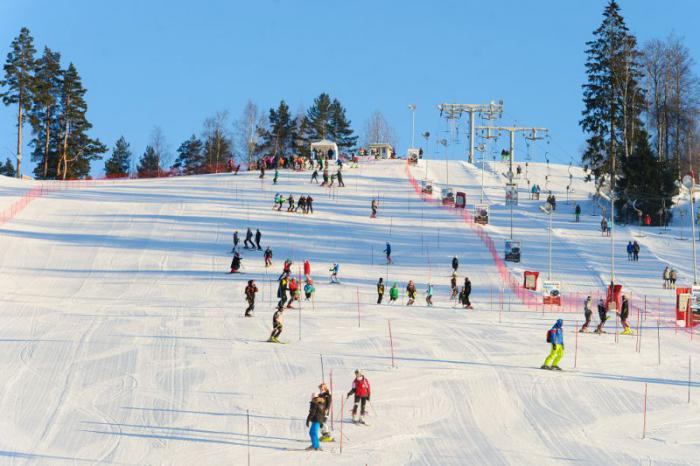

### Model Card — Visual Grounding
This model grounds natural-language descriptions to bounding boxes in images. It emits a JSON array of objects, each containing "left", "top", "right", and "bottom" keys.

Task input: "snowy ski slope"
[{"left": 0, "top": 159, "right": 698, "bottom": 465}]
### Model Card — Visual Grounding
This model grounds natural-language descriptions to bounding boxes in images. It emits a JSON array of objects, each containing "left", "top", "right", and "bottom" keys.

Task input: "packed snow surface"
[{"left": 0, "top": 159, "right": 698, "bottom": 465}]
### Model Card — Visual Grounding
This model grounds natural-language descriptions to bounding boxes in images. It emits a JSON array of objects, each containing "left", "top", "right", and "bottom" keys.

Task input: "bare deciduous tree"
[
  {"left": 362, "top": 111, "right": 398, "bottom": 148},
  {"left": 234, "top": 100, "right": 259, "bottom": 166},
  {"left": 149, "top": 126, "right": 170, "bottom": 175}
]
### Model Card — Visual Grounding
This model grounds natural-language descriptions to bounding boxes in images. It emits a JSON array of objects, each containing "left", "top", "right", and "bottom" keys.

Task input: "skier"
[
  {"left": 329, "top": 262, "right": 340, "bottom": 284},
  {"left": 287, "top": 194, "right": 296, "bottom": 212},
  {"left": 244, "top": 280, "right": 258, "bottom": 317},
  {"left": 632, "top": 241, "right": 640, "bottom": 261},
  {"left": 297, "top": 196, "right": 306, "bottom": 213},
  {"left": 304, "top": 279, "right": 316, "bottom": 300},
  {"left": 594, "top": 298, "right": 608, "bottom": 333},
  {"left": 277, "top": 276, "right": 289, "bottom": 308},
  {"left": 346, "top": 370, "right": 371, "bottom": 424},
  {"left": 600, "top": 217, "right": 609, "bottom": 236},
  {"left": 662, "top": 266, "right": 670, "bottom": 289},
  {"left": 255, "top": 229, "right": 262, "bottom": 250},
  {"left": 317, "top": 383, "right": 333, "bottom": 442},
  {"left": 575, "top": 204, "right": 581, "bottom": 222},
  {"left": 230, "top": 251, "right": 242, "bottom": 273},
  {"left": 304, "top": 259, "right": 311, "bottom": 279},
  {"left": 450, "top": 272, "right": 458, "bottom": 300},
  {"left": 311, "top": 169, "right": 319, "bottom": 183},
  {"left": 670, "top": 268, "right": 678, "bottom": 288},
  {"left": 305, "top": 393, "right": 325, "bottom": 451},
  {"left": 426, "top": 283, "right": 434, "bottom": 306},
  {"left": 460, "top": 277, "right": 472, "bottom": 309},
  {"left": 406, "top": 281, "right": 417, "bottom": 306},
  {"left": 370, "top": 199, "right": 378, "bottom": 218},
  {"left": 452, "top": 256, "right": 459, "bottom": 272},
  {"left": 244, "top": 228, "right": 254, "bottom": 249},
  {"left": 306, "top": 195, "right": 314, "bottom": 214},
  {"left": 259, "top": 163, "right": 265, "bottom": 179},
  {"left": 389, "top": 282, "right": 399, "bottom": 304},
  {"left": 337, "top": 170, "right": 345, "bottom": 187},
  {"left": 231, "top": 231, "right": 239, "bottom": 253},
  {"left": 618, "top": 295, "right": 632, "bottom": 335},
  {"left": 264, "top": 247, "right": 273, "bottom": 267},
  {"left": 376, "top": 277, "right": 385, "bottom": 304},
  {"left": 267, "top": 306, "right": 284, "bottom": 343},
  {"left": 580, "top": 296, "right": 593, "bottom": 332},
  {"left": 288, "top": 277, "right": 299, "bottom": 308},
  {"left": 541, "top": 319, "right": 564, "bottom": 370},
  {"left": 321, "top": 168, "right": 329, "bottom": 187},
  {"left": 281, "top": 259, "right": 292, "bottom": 277},
  {"left": 626, "top": 241, "right": 633, "bottom": 261},
  {"left": 384, "top": 242, "right": 392, "bottom": 264},
  {"left": 273, "top": 168, "right": 279, "bottom": 184}
]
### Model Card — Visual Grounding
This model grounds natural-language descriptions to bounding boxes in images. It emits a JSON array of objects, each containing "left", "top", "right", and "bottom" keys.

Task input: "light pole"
[
  {"left": 437, "top": 139, "right": 448, "bottom": 187},
  {"left": 422, "top": 131, "right": 430, "bottom": 180},
  {"left": 539, "top": 204, "right": 553, "bottom": 279},
  {"left": 408, "top": 104, "right": 416, "bottom": 148},
  {"left": 683, "top": 174, "right": 698, "bottom": 284}
]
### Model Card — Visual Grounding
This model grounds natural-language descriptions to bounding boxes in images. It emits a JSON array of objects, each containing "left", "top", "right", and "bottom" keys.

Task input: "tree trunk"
[
  {"left": 43, "top": 107, "right": 51, "bottom": 179},
  {"left": 16, "top": 99, "right": 23, "bottom": 178}
]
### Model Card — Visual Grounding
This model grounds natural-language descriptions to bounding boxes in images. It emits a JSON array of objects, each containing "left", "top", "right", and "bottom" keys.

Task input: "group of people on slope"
[
  {"left": 273, "top": 193, "right": 314, "bottom": 214},
  {"left": 229, "top": 228, "right": 265, "bottom": 273}
]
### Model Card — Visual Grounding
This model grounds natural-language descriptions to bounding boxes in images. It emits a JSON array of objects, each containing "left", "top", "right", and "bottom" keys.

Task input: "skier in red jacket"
[
  {"left": 346, "top": 370, "right": 371, "bottom": 424},
  {"left": 304, "top": 259, "right": 311, "bottom": 279}
]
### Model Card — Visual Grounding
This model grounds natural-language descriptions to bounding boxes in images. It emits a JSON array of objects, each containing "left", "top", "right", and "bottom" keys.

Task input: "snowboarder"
[
  {"left": 626, "top": 241, "right": 633, "bottom": 261},
  {"left": 370, "top": 199, "right": 378, "bottom": 218},
  {"left": 346, "top": 370, "right": 371, "bottom": 424},
  {"left": 230, "top": 251, "right": 242, "bottom": 273},
  {"left": 255, "top": 229, "right": 262, "bottom": 250},
  {"left": 575, "top": 204, "right": 581, "bottom": 222},
  {"left": 541, "top": 319, "right": 564, "bottom": 370},
  {"left": 311, "top": 169, "right": 319, "bottom": 183},
  {"left": 451, "top": 256, "right": 459, "bottom": 272},
  {"left": 389, "top": 283, "right": 399, "bottom": 304},
  {"left": 450, "top": 272, "right": 458, "bottom": 300},
  {"left": 426, "top": 283, "right": 434, "bottom": 306},
  {"left": 268, "top": 307, "right": 284, "bottom": 343},
  {"left": 384, "top": 242, "right": 392, "bottom": 264},
  {"left": 305, "top": 393, "right": 325, "bottom": 451},
  {"left": 231, "top": 231, "right": 239, "bottom": 253},
  {"left": 264, "top": 247, "right": 273, "bottom": 267},
  {"left": 304, "top": 279, "right": 315, "bottom": 300},
  {"left": 632, "top": 241, "right": 640, "bottom": 261},
  {"left": 244, "top": 280, "right": 258, "bottom": 317},
  {"left": 580, "top": 296, "right": 593, "bottom": 332},
  {"left": 287, "top": 194, "right": 296, "bottom": 212},
  {"left": 406, "top": 281, "right": 417, "bottom": 305},
  {"left": 318, "top": 383, "right": 333, "bottom": 442},
  {"left": 243, "top": 228, "right": 254, "bottom": 249},
  {"left": 277, "top": 276, "right": 288, "bottom": 308},
  {"left": 376, "top": 277, "right": 385, "bottom": 304},
  {"left": 594, "top": 298, "right": 608, "bottom": 334},
  {"left": 663, "top": 266, "right": 670, "bottom": 289},
  {"left": 460, "top": 277, "right": 472, "bottom": 309},
  {"left": 618, "top": 295, "right": 632, "bottom": 335},
  {"left": 329, "top": 263, "right": 340, "bottom": 284},
  {"left": 670, "top": 268, "right": 678, "bottom": 288}
]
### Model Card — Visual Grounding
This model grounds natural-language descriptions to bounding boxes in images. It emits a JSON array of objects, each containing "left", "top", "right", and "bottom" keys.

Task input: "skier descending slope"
[
  {"left": 384, "top": 242, "right": 392, "bottom": 264},
  {"left": 231, "top": 230, "right": 239, "bottom": 252},
  {"left": 306, "top": 393, "right": 326, "bottom": 451},
  {"left": 541, "top": 319, "right": 564, "bottom": 371},
  {"left": 267, "top": 307, "right": 284, "bottom": 343},
  {"left": 244, "top": 228, "right": 255, "bottom": 249},
  {"left": 346, "top": 370, "right": 371, "bottom": 424},
  {"left": 580, "top": 296, "right": 593, "bottom": 332},
  {"left": 244, "top": 280, "right": 258, "bottom": 317},
  {"left": 230, "top": 251, "right": 242, "bottom": 273}
]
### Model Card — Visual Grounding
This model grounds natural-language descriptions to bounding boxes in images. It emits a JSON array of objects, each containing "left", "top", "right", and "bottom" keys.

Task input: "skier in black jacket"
[
  {"left": 254, "top": 229, "right": 262, "bottom": 250},
  {"left": 305, "top": 394, "right": 326, "bottom": 451},
  {"left": 452, "top": 256, "right": 459, "bottom": 272},
  {"left": 244, "top": 228, "right": 254, "bottom": 249},
  {"left": 460, "top": 277, "right": 472, "bottom": 309}
]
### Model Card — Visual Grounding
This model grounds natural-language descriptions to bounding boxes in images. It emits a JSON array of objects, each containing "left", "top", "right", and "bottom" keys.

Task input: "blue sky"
[{"left": 1, "top": 0, "right": 699, "bottom": 176}]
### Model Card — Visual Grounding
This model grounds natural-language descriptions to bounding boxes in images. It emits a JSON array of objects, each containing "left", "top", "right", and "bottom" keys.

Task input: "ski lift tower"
[
  {"left": 437, "top": 101, "right": 504, "bottom": 163},
  {"left": 474, "top": 125, "right": 548, "bottom": 186}
]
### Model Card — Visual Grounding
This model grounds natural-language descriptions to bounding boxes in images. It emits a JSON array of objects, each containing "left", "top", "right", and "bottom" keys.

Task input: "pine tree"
[
  {"left": 0, "top": 158, "right": 16, "bottom": 177},
  {"left": 29, "top": 47, "right": 62, "bottom": 179},
  {"left": 172, "top": 135, "right": 205, "bottom": 175},
  {"left": 580, "top": 1, "right": 645, "bottom": 182},
  {"left": 257, "top": 100, "right": 295, "bottom": 157},
  {"left": 56, "top": 63, "right": 106, "bottom": 179},
  {"left": 137, "top": 145, "right": 160, "bottom": 178},
  {"left": 304, "top": 93, "right": 334, "bottom": 142},
  {"left": 615, "top": 129, "right": 675, "bottom": 226},
  {"left": 1, "top": 28, "right": 36, "bottom": 177},
  {"left": 329, "top": 99, "right": 357, "bottom": 150},
  {"left": 104, "top": 136, "right": 132, "bottom": 178}
]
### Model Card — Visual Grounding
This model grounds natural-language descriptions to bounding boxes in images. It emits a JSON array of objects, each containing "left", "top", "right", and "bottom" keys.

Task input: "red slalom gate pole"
[
  {"left": 574, "top": 321, "right": 579, "bottom": 369},
  {"left": 642, "top": 383, "right": 648, "bottom": 439},
  {"left": 388, "top": 319, "right": 395, "bottom": 368},
  {"left": 356, "top": 287, "right": 361, "bottom": 328}
]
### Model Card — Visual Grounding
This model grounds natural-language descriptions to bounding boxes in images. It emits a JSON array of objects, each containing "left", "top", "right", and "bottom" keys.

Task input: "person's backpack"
[{"left": 546, "top": 328, "right": 555, "bottom": 343}]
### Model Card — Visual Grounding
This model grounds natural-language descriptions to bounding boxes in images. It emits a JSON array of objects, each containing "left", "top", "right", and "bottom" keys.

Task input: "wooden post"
[
  {"left": 642, "top": 383, "right": 648, "bottom": 439},
  {"left": 388, "top": 320, "right": 396, "bottom": 368}
]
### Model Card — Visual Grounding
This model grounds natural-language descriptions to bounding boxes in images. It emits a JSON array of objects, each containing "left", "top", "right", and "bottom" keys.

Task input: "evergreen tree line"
[
  {"left": 580, "top": 1, "right": 700, "bottom": 225},
  {"left": 1, "top": 28, "right": 106, "bottom": 179}
]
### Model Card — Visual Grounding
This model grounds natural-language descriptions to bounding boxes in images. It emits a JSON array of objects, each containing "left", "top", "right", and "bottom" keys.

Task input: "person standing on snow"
[
  {"left": 273, "top": 168, "right": 279, "bottom": 184},
  {"left": 452, "top": 256, "right": 459, "bottom": 272},
  {"left": 632, "top": 241, "right": 640, "bottom": 261},
  {"left": 384, "top": 242, "right": 392, "bottom": 264},
  {"left": 595, "top": 298, "right": 608, "bottom": 333},
  {"left": 329, "top": 263, "right": 340, "bottom": 283},
  {"left": 268, "top": 307, "right": 284, "bottom": 343},
  {"left": 626, "top": 241, "right": 633, "bottom": 261},
  {"left": 376, "top": 277, "right": 385, "bottom": 304},
  {"left": 277, "top": 276, "right": 289, "bottom": 308},
  {"left": 370, "top": 199, "right": 378, "bottom": 218},
  {"left": 541, "top": 319, "right": 564, "bottom": 371},
  {"left": 389, "top": 283, "right": 399, "bottom": 304},
  {"left": 230, "top": 251, "right": 242, "bottom": 273},
  {"left": 255, "top": 229, "right": 262, "bottom": 250},
  {"left": 244, "top": 228, "right": 255, "bottom": 249},
  {"left": 311, "top": 168, "right": 319, "bottom": 183},
  {"left": 304, "top": 279, "right": 315, "bottom": 300},
  {"left": 406, "top": 281, "right": 417, "bottom": 305},
  {"left": 450, "top": 272, "right": 458, "bottom": 300},
  {"left": 346, "top": 370, "right": 371, "bottom": 424},
  {"left": 264, "top": 247, "right": 273, "bottom": 267},
  {"left": 244, "top": 280, "right": 259, "bottom": 317},
  {"left": 317, "top": 383, "right": 333, "bottom": 442},
  {"left": 231, "top": 231, "right": 239, "bottom": 253},
  {"left": 305, "top": 393, "right": 326, "bottom": 451},
  {"left": 288, "top": 277, "right": 299, "bottom": 308},
  {"left": 580, "top": 296, "right": 593, "bottom": 332},
  {"left": 618, "top": 295, "right": 632, "bottom": 335},
  {"left": 287, "top": 194, "right": 296, "bottom": 212},
  {"left": 662, "top": 266, "right": 670, "bottom": 288},
  {"left": 304, "top": 259, "right": 311, "bottom": 279},
  {"left": 336, "top": 170, "right": 345, "bottom": 187},
  {"left": 460, "top": 277, "right": 472, "bottom": 309},
  {"left": 575, "top": 204, "right": 581, "bottom": 222},
  {"left": 426, "top": 283, "right": 434, "bottom": 306},
  {"left": 670, "top": 268, "right": 678, "bottom": 288}
]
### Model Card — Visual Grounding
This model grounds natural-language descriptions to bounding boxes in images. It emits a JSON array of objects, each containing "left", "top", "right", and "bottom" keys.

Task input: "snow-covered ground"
[{"left": 0, "top": 160, "right": 698, "bottom": 465}]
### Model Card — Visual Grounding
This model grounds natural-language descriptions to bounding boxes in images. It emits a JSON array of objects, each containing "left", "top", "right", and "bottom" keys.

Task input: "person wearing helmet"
[
  {"left": 595, "top": 298, "right": 608, "bottom": 333},
  {"left": 452, "top": 256, "right": 459, "bottom": 272},
  {"left": 376, "top": 278, "right": 385, "bottom": 304},
  {"left": 426, "top": 283, "right": 434, "bottom": 306},
  {"left": 304, "top": 278, "right": 315, "bottom": 300},
  {"left": 406, "top": 281, "right": 416, "bottom": 305},
  {"left": 450, "top": 272, "right": 458, "bottom": 300},
  {"left": 618, "top": 295, "right": 632, "bottom": 335},
  {"left": 264, "top": 246, "right": 273, "bottom": 267},
  {"left": 268, "top": 307, "right": 284, "bottom": 343},
  {"left": 383, "top": 242, "right": 392, "bottom": 264},
  {"left": 580, "top": 296, "right": 593, "bottom": 332},
  {"left": 346, "top": 370, "right": 371, "bottom": 424},
  {"left": 389, "top": 283, "right": 399, "bottom": 304},
  {"left": 329, "top": 263, "right": 340, "bottom": 284},
  {"left": 541, "top": 319, "right": 564, "bottom": 371},
  {"left": 244, "top": 280, "right": 258, "bottom": 317}
]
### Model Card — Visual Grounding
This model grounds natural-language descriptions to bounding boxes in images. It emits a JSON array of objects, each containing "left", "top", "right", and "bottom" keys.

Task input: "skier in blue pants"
[
  {"left": 305, "top": 394, "right": 326, "bottom": 451},
  {"left": 384, "top": 242, "right": 392, "bottom": 264}
]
